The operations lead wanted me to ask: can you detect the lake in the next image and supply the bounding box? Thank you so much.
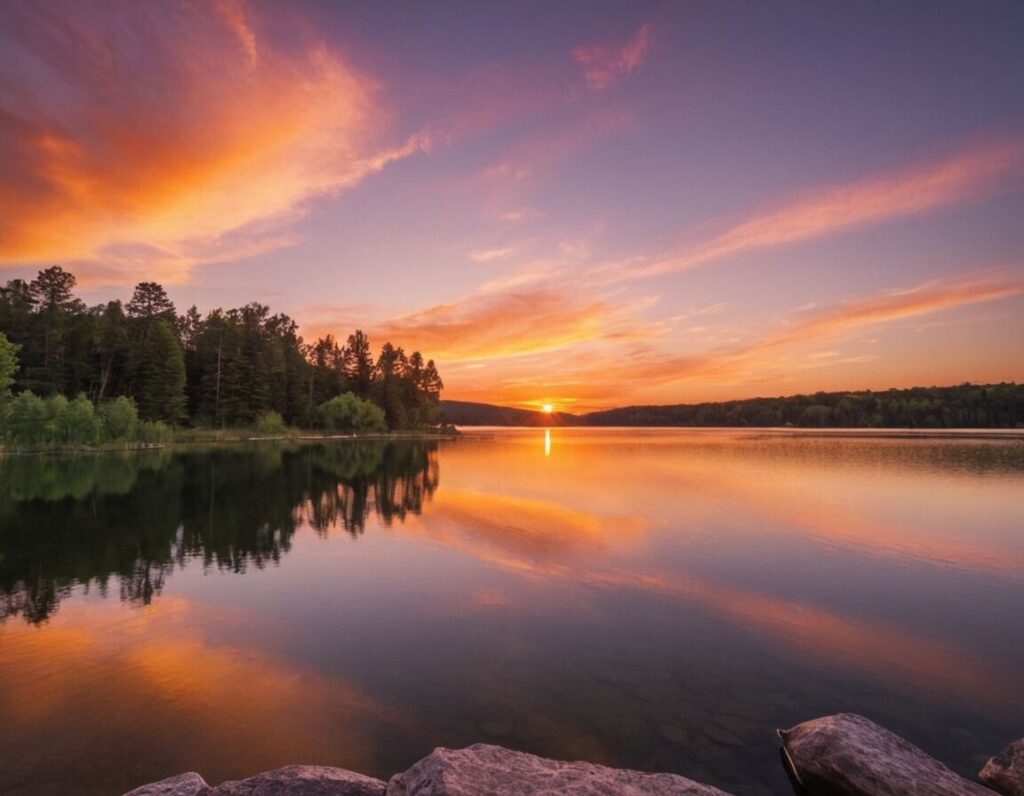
[1,429,1022,795]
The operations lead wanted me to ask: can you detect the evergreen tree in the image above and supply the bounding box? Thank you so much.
[1,267,447,436]
[343,330,374,397]
[126,282,177,323]
[128,320,186,423]
[0,331,18,396]
[27,266,82,394]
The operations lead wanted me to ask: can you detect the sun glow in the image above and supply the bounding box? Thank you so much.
[542,403,553,414]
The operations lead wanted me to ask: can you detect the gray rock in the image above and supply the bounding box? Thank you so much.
[211,765,386,795]
[779,713,992,796]
[386,743,731,795]
[123,772,210,796]
[981,740,1024,796]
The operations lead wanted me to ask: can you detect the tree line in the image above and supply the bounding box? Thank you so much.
[0,266,444,443]
[581,383,1024,428]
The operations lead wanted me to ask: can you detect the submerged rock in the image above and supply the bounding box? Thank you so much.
[386,743,731,795]
[211,765,386,795]
[981,740,1024,796]
[123,772,210,796]
[779,713,992,796]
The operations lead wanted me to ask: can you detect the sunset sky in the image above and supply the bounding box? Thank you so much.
[2,1,1023,411]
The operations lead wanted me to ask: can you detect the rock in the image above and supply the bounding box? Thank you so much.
[123,772,210,796]
[779,713,992,796]
[211,765,386,795]
[386,743,732,795]
[981,740,1024,796]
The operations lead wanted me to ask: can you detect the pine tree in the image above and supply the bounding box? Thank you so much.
[128,319,186,423]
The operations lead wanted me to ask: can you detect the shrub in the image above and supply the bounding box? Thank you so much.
[98,396,139,442]
[2,391,49,447]
[60,394,101,446]
[316,392,387,433]
[254,410,288,435]
[138,420,172,444]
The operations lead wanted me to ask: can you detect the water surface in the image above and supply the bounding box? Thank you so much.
[1,429,1022,795]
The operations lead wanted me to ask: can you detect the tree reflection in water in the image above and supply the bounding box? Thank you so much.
[0,441,439,624]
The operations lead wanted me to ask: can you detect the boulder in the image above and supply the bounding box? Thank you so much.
[123,772,210,796]
[210,765,386,795]
[779,713,992,796]
[981,740,1024,796]
[386,743,731,795]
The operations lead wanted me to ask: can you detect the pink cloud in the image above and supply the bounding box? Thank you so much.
[600,139,1024,281]
[572,23,653,90]
[0,0,426,283]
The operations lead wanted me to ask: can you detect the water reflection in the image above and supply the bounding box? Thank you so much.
[0,441,438,624]
[0,430,1022,795]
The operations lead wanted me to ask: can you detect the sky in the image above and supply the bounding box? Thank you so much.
[1,0,1023,411]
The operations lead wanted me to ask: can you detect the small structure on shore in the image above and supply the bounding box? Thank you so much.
[125,714,1024,795]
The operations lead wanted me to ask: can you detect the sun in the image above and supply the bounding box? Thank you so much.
[542,403,553,414]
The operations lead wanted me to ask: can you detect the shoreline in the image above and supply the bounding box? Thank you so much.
[0,429,460,457]
[125,714,1023,795]
[4,425,1023,456]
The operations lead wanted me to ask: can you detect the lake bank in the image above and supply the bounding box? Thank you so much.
[0,427,459,456]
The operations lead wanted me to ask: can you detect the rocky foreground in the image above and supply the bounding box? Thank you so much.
[125,714,1024,796]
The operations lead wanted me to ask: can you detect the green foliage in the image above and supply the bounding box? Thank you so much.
[2,391,48,446]
[128,319,186,423]
[0,330,18,396]
[1,267,445,437]
[138,420,172,444]
[254,410,288,435]
[58,394,101,445]
[316,392,387,433]
[97,396,139,442]
[581,383,1024,429]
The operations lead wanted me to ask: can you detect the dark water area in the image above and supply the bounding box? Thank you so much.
[1,429,1022,795]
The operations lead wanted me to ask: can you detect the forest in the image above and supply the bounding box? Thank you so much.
[0,266,443,445]
[581,383,1024,428]
[441,383,1024,429]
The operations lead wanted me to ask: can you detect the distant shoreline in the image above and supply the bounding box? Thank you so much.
[440,383,1024,430]
[454,425,1024,440]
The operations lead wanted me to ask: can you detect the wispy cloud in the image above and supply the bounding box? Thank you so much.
[598,140,1024,281]
[307,288,655,363]
[572,22,653,90]
[468,247,515,263]
[435,271,1023,407]
[0,0,426,283]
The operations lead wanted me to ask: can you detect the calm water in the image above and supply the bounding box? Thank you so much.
[1,429,1022,795]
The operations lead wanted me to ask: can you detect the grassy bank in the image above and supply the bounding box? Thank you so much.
[0,425,459,455]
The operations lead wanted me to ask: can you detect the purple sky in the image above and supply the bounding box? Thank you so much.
[2,0,1022,409]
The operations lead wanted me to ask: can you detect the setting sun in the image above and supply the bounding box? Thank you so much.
[542,403,553,414]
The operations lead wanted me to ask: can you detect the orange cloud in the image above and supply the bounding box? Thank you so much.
[0,1,424,283]
[603,140,1024,280]
[572,23,653,90]
[434,271,1022,407]
[306,288,659,363]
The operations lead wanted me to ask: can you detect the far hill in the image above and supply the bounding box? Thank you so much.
[441,383,1024,429]
[439,400,580,427]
